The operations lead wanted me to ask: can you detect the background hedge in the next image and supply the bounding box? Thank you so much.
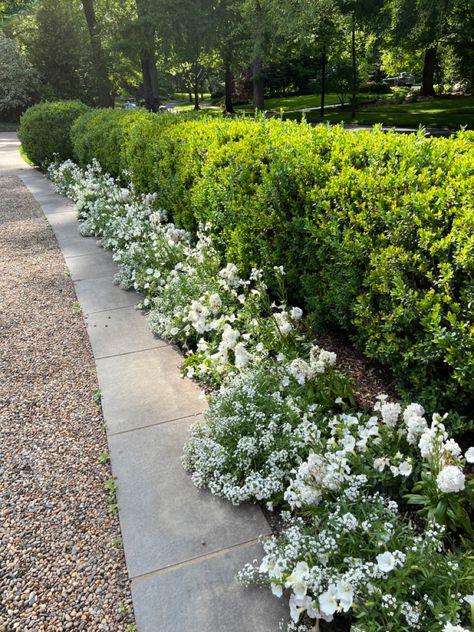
[18,100,89,166]
[20,103,474,424]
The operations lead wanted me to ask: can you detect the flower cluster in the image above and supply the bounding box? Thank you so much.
[47,159,474,632]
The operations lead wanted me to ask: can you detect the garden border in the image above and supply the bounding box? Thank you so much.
[0,132,288,632]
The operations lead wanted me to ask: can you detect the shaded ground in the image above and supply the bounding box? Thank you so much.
[286,95,474,129]
[0,177,134,631]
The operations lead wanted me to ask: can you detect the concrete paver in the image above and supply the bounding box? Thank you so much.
[74,276,138,314]
[109,418,271,578]
[85,306,167,359]
[65,250,117,282]
[131,543,288,632]
[97,346,207,434]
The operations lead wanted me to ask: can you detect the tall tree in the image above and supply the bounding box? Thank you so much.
[81,0,114,106]
[27,0,95,101]
[390,0,451,96]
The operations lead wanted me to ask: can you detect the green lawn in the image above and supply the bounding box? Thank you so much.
[235,93,344,112]
[289,96,474,129]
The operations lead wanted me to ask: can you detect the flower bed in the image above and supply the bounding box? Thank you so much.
[48,159,474,632]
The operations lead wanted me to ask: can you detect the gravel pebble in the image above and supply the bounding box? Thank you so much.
[0,177,135,631]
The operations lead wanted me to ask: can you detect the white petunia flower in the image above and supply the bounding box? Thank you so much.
[465,447,474,463]
[398,461,413,477]
[376,551,396,573]
[319,584,339,617]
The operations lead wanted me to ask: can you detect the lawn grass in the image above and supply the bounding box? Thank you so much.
[235,93,344,112]
[287,96,474,129]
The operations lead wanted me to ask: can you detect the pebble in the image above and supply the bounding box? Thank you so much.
[0,177,135,630]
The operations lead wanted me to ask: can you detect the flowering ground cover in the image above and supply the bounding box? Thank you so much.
[47,159,474,632]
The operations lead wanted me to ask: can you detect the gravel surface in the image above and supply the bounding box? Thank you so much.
[0,177,135,631]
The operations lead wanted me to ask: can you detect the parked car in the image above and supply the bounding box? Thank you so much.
[383,72,416,87]
[121,99,138,110]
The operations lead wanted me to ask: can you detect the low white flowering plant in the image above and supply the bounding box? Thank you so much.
[239,483,474,631]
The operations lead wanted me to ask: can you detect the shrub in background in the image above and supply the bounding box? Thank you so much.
[19,100,89,166]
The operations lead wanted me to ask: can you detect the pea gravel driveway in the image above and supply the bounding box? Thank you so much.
[0,176,135,631]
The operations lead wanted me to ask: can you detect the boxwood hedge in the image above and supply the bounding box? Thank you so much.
[22,100,474,421]
[18,100,89,166]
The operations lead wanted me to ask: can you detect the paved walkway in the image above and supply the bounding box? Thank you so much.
[0,133,287,632]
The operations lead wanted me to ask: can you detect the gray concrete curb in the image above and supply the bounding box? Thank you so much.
[0,133,287,632]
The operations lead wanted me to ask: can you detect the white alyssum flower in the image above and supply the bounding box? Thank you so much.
[436,465,466,494]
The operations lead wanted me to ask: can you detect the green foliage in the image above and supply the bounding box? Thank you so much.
[19,100,89,166]
[71,108,150,178]
[69,111,474,424]
[0,34,39,120]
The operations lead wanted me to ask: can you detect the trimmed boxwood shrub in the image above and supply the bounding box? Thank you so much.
[19,100,89,166]
[68,110,474,421]
[71,108,152,179]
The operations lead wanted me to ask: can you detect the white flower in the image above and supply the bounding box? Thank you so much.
[219,263,241,287]
[464,594,474,606]
[234,343,250,370]
[443,439,462,458]
[290,306,303,320]
[436,465,466,494]
[398,461,413,477]
[403,402,425,422]
[376,551,396,573]
[319,584,339,616]
[288,358,313,385]
[285,561,309,599]
[380,402,401,428]
[274,311,293,336]
[373,457,389,472]
[465,447,474,463]
[336,581,354,612]
[442,624,470,632]
[209,293,222,313]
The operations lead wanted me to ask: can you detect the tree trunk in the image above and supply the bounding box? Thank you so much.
[81,0,113,107]
[252,0,264,111]
[420,46,437,96]
[320,46,327,118]
[136,0,160,111]
[351,12,356,120]
[193,65,200,110]
[252,55,264,110]
[194,83,200,110]
[224,65,235,114]
[140,53,160,111]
